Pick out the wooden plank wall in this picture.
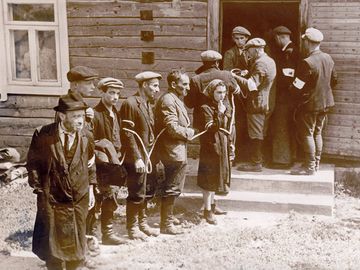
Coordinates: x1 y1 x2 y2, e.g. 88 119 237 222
67 0 207 94
309 0 360 159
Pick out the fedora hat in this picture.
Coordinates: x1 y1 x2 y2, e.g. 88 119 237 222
54 92 88 113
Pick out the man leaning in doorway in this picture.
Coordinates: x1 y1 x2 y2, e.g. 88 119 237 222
290 28 337 175
223 26 252 164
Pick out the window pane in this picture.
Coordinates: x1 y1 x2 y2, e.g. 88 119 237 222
9 4 54 22
37 31 57 81
12 30 31 80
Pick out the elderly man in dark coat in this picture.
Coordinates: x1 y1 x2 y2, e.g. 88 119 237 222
120 71 162 240
155 68 195 234
270 26 299 168
234 38 277 172
27 92 96 270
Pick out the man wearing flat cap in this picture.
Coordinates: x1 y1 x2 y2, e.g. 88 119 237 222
27 92 97 269
233 38 276 172
223 26 251 72
66 65 99 122
223 26 251 164
184 50 239 214
290 27 337 175
270 26 300 169
120 71 162 240
86 77 127 245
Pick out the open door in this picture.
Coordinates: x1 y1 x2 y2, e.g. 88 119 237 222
220 1 300 57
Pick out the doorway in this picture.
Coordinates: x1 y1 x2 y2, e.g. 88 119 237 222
220 1 300 56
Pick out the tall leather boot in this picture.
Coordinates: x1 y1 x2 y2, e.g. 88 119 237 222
126 201 147 241
101 210 126 245
160 196 184 235
237 139 262 172
138 201 160 237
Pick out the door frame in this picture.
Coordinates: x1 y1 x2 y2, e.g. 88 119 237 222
207 0 309 51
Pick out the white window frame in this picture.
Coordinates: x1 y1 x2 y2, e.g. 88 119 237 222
0 0 69 101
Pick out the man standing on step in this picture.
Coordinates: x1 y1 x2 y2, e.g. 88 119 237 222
290 28 337 175
155 68 195 234
27 92 96 270
270 26 299 169
233 38 277 172
87 77 127 245
184 49 240 215
223 26 252 164
120 71 162 240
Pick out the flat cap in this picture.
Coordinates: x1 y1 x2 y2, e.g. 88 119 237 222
232 26 251 36
67 66 98 82
135 71 162 83
97 77 124 91
54 92 88 113
200 50 222 62
302 27 323 42
273 26 292 35
244 38 266 50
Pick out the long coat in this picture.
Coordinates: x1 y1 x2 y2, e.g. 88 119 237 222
197 103 231 194
154 91 194 163
271 42 299 164
27 123 96 262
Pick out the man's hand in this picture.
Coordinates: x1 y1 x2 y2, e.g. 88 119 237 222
135 158 146 173
86 107 95 120
218 100 226 114
88 185 95 210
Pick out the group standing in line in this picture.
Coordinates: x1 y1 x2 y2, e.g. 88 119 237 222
26 26 337 270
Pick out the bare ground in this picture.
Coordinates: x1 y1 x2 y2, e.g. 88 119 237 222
1 179 360 270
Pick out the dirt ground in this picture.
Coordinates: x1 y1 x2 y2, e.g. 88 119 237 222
1 179 360 270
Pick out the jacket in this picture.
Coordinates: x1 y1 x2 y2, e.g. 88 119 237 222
155 91 194 163
223 45 248 71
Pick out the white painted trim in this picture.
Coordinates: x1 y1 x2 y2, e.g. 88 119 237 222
0 0 69 100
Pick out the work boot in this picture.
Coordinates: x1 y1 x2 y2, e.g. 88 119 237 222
160 196 184 235
126 202 148 241
203 209 217 225
290 166 315 175
101 211 126 245
211 203 227 215
138 201 160 237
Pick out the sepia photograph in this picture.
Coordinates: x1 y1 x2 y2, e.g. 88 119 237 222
0 0 360 269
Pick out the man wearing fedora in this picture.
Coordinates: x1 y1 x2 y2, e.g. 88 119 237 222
27 92 96 270
120 71 162 240
86 77 127 245
184 50 240 215
290 28 337 175
233 38 277 172
270 26 300 169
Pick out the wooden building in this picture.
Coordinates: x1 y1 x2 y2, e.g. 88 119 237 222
0 0 359 160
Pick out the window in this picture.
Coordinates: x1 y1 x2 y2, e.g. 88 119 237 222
0 0 69 100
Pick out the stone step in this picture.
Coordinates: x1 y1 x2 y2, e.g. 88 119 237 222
184 162 334 195
178 191 334 216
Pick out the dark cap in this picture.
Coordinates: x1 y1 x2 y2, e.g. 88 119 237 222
273 26 292 35
67 66 98 82
54 92 88 113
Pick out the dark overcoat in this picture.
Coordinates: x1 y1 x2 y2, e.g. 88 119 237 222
197 103 231 194
27 123 96 262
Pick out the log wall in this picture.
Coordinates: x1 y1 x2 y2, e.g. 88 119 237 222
310 0 360 158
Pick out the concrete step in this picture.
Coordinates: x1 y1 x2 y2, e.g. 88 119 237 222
184 161 334 195
178 191 334 216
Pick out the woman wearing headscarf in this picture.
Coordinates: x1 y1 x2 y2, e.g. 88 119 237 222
197 79 232 225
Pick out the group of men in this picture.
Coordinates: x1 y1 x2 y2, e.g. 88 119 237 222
26 24 337 270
